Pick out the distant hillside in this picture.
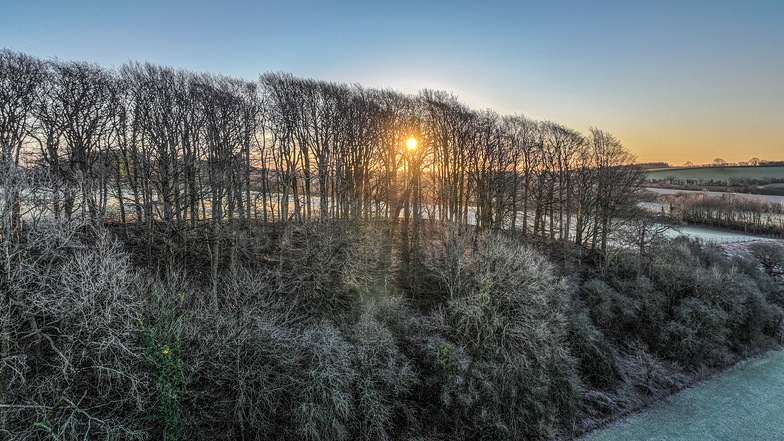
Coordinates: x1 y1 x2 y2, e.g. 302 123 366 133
636 162 670 169
647 164 784 183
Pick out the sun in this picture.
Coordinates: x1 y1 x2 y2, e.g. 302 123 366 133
406 137 418 151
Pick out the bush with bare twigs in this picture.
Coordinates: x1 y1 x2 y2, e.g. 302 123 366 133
748 241 784 278
1 220 153 440
273 222 394 320
3 218 783 441
422 228 579 439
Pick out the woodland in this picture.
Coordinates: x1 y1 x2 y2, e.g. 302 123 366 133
2 49 784 440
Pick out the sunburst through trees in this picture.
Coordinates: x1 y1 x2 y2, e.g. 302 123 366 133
0 50 645 256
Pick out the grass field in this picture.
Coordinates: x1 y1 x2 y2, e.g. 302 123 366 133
584 351 784 441
646 187 784 204
647 165 784 182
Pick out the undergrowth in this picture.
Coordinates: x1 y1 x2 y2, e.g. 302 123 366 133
1 221 782 440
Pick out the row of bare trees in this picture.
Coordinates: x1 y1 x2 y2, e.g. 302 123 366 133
1 50 644 254
664 193 784 236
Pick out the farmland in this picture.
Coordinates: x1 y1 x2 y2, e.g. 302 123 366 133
644 189 784 238
647 165 784 188
646 188 784 205
643 165 784 237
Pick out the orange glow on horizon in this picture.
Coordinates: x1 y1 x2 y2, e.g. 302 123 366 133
619 128 783 167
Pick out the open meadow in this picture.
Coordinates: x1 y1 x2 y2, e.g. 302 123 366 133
647 165 784 184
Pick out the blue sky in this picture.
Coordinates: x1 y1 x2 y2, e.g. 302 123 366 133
3 0 782 164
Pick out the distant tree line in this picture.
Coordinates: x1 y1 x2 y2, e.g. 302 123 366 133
650 177 784 188
662 193 784 236
676 158 783 168
636 162 670 169
648 173 784 191
1 49 644 255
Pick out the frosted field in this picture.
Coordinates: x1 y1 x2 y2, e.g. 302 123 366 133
646 187 784 205
647 165 784 182
667 226 778 244
584 350 784 441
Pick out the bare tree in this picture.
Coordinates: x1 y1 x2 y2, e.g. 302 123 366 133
541 121 585 241
500 115 539 233
467 110 503 229
0 50 45 432
587 127 645 254
615 204 675 254
123 63 191 226
421 90 473 224
748 242 784 277
0 49 45 235
46 61 114 223
369 89 414 221
261 73 305 224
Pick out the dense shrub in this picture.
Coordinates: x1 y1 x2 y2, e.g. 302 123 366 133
350 308 416 441
578 239 783 368
2 220 781 440
1 221 153 440
567 307 621 391
177 239 414 441
274 222 393 321
178 301 300 439
580 279 640 342
748 241 784 277
424 230 579 439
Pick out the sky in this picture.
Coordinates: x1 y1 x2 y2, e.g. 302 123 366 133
2 0 782 165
